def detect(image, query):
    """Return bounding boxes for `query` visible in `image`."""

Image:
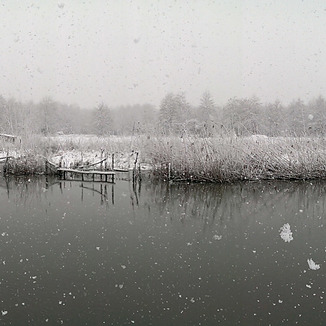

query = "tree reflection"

[144,179,326,229]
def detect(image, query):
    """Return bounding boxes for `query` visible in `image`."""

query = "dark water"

[0,176,326,325]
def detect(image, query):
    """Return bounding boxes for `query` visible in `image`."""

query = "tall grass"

[148,136,326,182]
[0,134,47,175]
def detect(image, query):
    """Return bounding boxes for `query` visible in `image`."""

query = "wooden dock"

[45,151,137,183]
[57,168,115,183]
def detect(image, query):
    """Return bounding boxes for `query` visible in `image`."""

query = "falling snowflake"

[307,258,320,270]
[279,223,293,243]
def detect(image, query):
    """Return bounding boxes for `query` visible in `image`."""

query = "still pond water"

[0,175,326,325]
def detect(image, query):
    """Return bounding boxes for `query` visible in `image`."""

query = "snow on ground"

[48,134,136,148]
[0,150,22,161]
[49,150,138,170]
[45,134,152,170]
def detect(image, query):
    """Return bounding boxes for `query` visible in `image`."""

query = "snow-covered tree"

[196,91,218,136]
[198,91,216,121]
[159,92,190,134]
[222,96,262,136]
[93,102,113,135]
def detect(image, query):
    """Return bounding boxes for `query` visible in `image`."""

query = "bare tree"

[222,96,262,136]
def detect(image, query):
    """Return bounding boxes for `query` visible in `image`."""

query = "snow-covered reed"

[149,135,326,182]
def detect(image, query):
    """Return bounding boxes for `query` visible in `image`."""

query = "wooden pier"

[45,151,139,183]
[57,168,115,183]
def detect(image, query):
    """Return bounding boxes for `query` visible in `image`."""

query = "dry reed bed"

[148,136,326,182]
[2,135,326,181]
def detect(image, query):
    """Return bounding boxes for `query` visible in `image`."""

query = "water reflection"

[0,176,326,325]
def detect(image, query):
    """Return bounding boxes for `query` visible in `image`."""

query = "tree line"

[0,92,326,137]
[159,93,326,137]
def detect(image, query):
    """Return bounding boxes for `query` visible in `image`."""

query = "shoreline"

[2,134,326,183]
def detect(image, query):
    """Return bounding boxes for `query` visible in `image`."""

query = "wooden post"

[138,163,142,181]
[168,163,171,181]
[100,149,104,171]
[3,149,9,175]
[133,151,139,181]
[112,153,115,171]
[134,152,139,169]
[81,182,84,201]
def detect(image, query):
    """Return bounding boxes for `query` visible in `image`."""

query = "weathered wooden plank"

[113,168,129,172]
[57,168,115,175]
[0,133,17,139]
[78,156,108,169]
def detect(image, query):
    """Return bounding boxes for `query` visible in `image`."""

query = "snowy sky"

[1,0,326,108]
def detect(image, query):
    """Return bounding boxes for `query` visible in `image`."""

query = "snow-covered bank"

[49,150,141,171]
[2,134,326,181]
[0,134,153,174]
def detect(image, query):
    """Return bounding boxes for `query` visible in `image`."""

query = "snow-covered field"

[44,135,153,170]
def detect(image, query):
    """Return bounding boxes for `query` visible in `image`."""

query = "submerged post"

[133,152,139,181]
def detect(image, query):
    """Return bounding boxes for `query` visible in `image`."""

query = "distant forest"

[1,92,326,137]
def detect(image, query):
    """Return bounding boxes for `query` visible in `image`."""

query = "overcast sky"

[1,0,326,109]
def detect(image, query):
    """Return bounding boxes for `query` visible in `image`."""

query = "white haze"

[1,0,326,108]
